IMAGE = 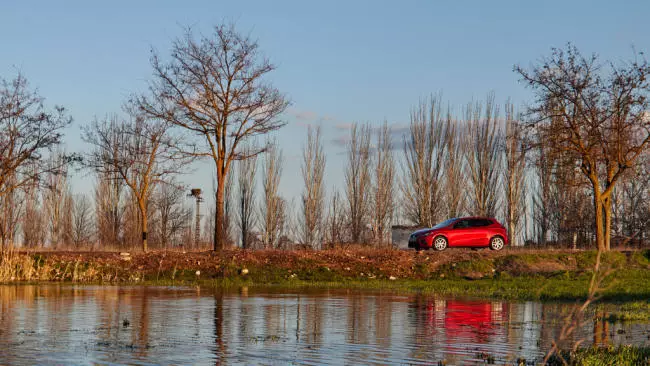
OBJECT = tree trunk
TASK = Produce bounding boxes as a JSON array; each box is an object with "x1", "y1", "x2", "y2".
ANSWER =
[
  {"x1": 593, "y1": 193, "x2": 605, "y2": 251},
  {"x1": 603, "y1": 195, "x2": 612, "y2": 251},
  {"x1": 214, "y1": 175, "x2": 226, "y2": 251},
  {"x1": 139, "y1": 200, "x2": 148, "y2": 253}
]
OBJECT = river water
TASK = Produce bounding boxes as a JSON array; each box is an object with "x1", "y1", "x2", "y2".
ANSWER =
[{"x1": 0, "y1": 285, "x2": 649, "y2": 365}]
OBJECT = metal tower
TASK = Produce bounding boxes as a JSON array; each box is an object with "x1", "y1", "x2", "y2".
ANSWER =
[{"x1": 189, "y1": 188, "x2": 203, "y2": 248}]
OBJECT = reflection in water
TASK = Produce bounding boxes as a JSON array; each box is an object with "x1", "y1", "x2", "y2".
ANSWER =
[{"x1": 0, "y1": 285, "x2": 649, "y2": 365}]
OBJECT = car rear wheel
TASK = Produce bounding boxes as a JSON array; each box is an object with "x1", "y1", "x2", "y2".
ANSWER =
[
  {"x1": 433, "y1": 236, "x2": 448, "y2": 251},
  {"x1": 489, "y1": 236, "x2": 505, "y2": 251}
]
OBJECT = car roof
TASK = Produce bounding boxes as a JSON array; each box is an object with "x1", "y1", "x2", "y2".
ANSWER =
[{"x1": 455, "y1": 216, "x2": 495, "y2": 221}]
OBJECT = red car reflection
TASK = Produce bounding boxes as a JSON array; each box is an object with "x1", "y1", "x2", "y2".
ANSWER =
[{"x1": 408, "y1": 217, "x2": 508, "y2": 251}]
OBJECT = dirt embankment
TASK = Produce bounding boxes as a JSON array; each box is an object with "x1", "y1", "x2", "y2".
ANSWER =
[{"x1": 2, "y1": 247, "x2": 648, "y2": 284}]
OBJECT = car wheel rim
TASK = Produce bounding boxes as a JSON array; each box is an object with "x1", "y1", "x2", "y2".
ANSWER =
[
  {"x1": 492, "y1": 238, "x2": 504, "y2": 250},
  {"x1": 434, "y1": 238, "x2": 446, "y2": 250}
]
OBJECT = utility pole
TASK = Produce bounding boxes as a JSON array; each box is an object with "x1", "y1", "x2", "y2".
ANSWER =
[{"x1": 189, "y1": 188, "x2": 203, "y2": 249}]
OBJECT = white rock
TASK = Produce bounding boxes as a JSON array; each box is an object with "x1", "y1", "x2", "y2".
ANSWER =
[{"x1": 389, "y1": 276, "x2": 397, "y2": 281}]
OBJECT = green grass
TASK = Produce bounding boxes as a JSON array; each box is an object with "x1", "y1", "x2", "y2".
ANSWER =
[{"x1": 548, "y1": 346, "x2": 650, "y2": 365}]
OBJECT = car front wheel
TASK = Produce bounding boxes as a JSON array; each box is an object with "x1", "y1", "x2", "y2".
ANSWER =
[
  {"x1": 433, "y1": 236, "x2": 448, "y2": 251},
  {"x1": 489, "y1": 236, "x2": 505, "y2": 251}
]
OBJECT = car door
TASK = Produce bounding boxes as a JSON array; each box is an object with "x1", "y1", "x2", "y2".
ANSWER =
[
  {"x1": 447, "y1": 219, "x2": 472, "y2": 246},
  {"x1": 465, "y1": 219, "x2": 488, "y2": 246}
]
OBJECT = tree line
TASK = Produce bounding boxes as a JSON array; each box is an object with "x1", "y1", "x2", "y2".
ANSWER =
[{"x1": 1, "y1": 24, "x2": 649, "y2": 252}]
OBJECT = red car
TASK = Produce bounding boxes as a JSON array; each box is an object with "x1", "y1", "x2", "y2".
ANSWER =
[{"x1": 408, "y1": 217, "x2": 507, "y2": 251}]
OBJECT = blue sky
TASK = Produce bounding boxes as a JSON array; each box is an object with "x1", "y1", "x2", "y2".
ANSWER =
[{"x1": 1, "y1": 0, "x2": 648, "y2": 211}]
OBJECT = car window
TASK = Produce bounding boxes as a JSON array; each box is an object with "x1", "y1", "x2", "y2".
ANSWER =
[
  {"x1": 454, "y1": 220, "x2": 470, "y2": 229},
  {"x1": 432, "y1": 218, "x2": 456, "y2": 230},
  {"x1": 470, "y1": 219, "x2": 492, "y2": 227}
]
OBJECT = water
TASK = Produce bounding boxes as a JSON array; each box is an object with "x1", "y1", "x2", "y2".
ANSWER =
[{"x1": 0, "y1": 285, "x2": 649, "y2": 365}]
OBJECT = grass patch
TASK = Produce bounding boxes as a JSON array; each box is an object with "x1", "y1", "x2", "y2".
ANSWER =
[{"x1": 548, "y1": 346, "x2": 650, "y2": 365}]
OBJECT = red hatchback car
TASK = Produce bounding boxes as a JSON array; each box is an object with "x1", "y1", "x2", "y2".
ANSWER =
[{"x1": 408, "y1": 217, "x2": 508, "y2": 251}]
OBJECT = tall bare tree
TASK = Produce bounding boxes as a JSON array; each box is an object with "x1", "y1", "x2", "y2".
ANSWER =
[
  {"x1": 136, "y1": 24, "x2": 290, "y2": 251},
  {"x1": 236, "y1": 145, "x2": 258, "y2": 249},
  {"x1": 516, "y1": 45, "x2": 650, "y2": 250},
  {"x1": 345, "y1": 123, "x2": 372, "y2": 243},
  {"x1": 84, "y1": 112, "x2": 185, "y2": 252},
  {"x1": 326, "y1": 189, "x2": 346, "y2": 246},
  {"x1": 72, "y1": 194, "x2": 94, "y2": 248},
  {"x1": 465, "y1": 95, "x2": 502, "y2": 217},
  {"x1": 372, "y1": 122, "x2": 394, "y2": 245},
  {"x1": 260, "y1": 143, "x2": 285, "y2": 249},
  {"x1": 402, "y1": 97, "x2": 446, "y2": 227},
  {"x1": 503, "y1": 103, "x2": 527, "y2": 246},
  {"x1": 153, "y1": 181, "x2": 192, "y2": 248},
  {"x1": 443, "y1": 114, "x2": 465, "y2": 218},
  {"x1": 43, "y1": 150, "x2": 71, "y2": 248},
  {"x1": 300, "y1": 126, "x2": 326, "y2": 248}
]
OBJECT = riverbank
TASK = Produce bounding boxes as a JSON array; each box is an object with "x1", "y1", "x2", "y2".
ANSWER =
[{"x1": 2, "y1": 247, "x2": 650, "y2": 301}]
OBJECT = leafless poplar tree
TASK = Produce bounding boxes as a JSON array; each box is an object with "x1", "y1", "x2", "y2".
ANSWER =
[
  {"x1": 464, "y1": 95, "x2": 502, "y2": 217},
  {"x1": 372, "y1": 122, "x2": 394, "y2": 245},
  {"x1": 72, "y1": 194, "x2": 94, "y2": 248},
  {"x1": 0, "y1": 177, "x2": 23, "y2": 247},
  {"x1": 300, "y1": 126, "x2": 326, "y2": 248},
  {"x1": 94, "y1": 168, "x2": 124, "y2": 249},
  {"x1": 84, "y1": 110, "x2": 186, "y2": 252},
  {"x1": 152, "y1": 181, "x2": 192, "y2": 249},
  {"x1": 43, "y1": 150, "x2": 71, "y2": 248},
  {"x1": 443, "y1": 114, "x2": 465, "y2": 218},
  {"x1": 136, "y1": 23, "x2": 290, "y2": 251},
  {"x1": 503, "y1": 103, "x2": 527, "y2": 246},
  {"x1": 516, "y1": 45, "x2": 650, "y2": 250},
  {"x1": 345, "y1": 123, "x2": 372, "y2": 243},
  {"x1": 260, "y1": 143, "x2": 285, "y2": 249},
  {"x1": 326, "y1": 189, "x2": 346, "y2": 247},
  {"x1": 402, "y1": 96, "x2": 446, "y2": 227},
  {"x1": 236, "y1": 146, "x2": 258, "y2": 249}
]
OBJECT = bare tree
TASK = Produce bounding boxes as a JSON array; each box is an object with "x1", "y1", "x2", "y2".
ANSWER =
[
  {"x1": 0, "y1": 176, "x2": 23, "y2": 247},
  {"x1": 503, "y1": 103, "x2": 527, "y2": 246},
  {"x1": 464, "y1": 95, "x2": 502, "y2": 217},
  {"x1": 42, "y1": 150, "x2": 71, "y2": 248},
  {"x1": 94, "y1": 168, "x2": 124, "y2": 249},
  {"x1": 402, "y1": 96, "x2": 446, "y2": 227},
  {"x1": 300, "y1": 126, "x2": 326, "y2": 248},
  {"x1": 153, "y1": 181, "x2": 192, "y2": 248},
  {"x1": 22, "y1": 168, "x2": 46, "y2": 248},
  {"x1": 326, "y1": 189, "x2": 346, "y2": 247},
  {"x1": 345, "y1": 123, "x2": 372, "y2": 243},
  {"x1": 516, "y1": 45, "x2": 650, "y2": 250},
  {"x1": 83, "y1": 111, "x2": 186, "y2": 252},
  {"x1": 136, "y1": 24, "x2": 290, "y2": 251},
  {"x1": 260, "y1": 143, "x2": 285, "y2": 249},
  {"x1": 0, "y1": 74, "x2": 71, "y2": 248},
  {"x1": 443, "y1": 114, "x2": 465, "y2": 218},
  {"x1": 72, "y1": 194, "x2": 94, "y2": 248},
  {"x1": 236, "y1": 145, "x2": 258, "y2": 249},
  {"x1": 372, "y1": 122, "x2": 394, "y2": 245}
]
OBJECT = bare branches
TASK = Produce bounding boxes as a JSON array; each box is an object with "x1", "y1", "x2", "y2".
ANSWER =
[
  {"x1": 401, "y1": 96, "x2": 447, "y2": 227},
  {"x1": 0, "y1": 74, "x2": 72, "y2": 208},
  {"x1": 236, "y1": 144, "x2": 258, "y2": 249},
  {"x1": 135, "y1": 23, "x2": 290, "y2": 251},
  {"x1": 504, "y1": 103, "x2": 527, "y2": 246},
  {"x1": 260, "y1": 142, "x2": 285, "y2": 249},
  {"x1": 345, "y1": 123, "x2": 372, "y2": 244},
  {"x1": 301, "y1": 126, "x2": 326, "y2": 248},
  {"x1": 372, "y1": 121, "x2": 395, "y2": 246},
  {"x1": 465, "y1": 95, "x2": 502, "y2": 217}
]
